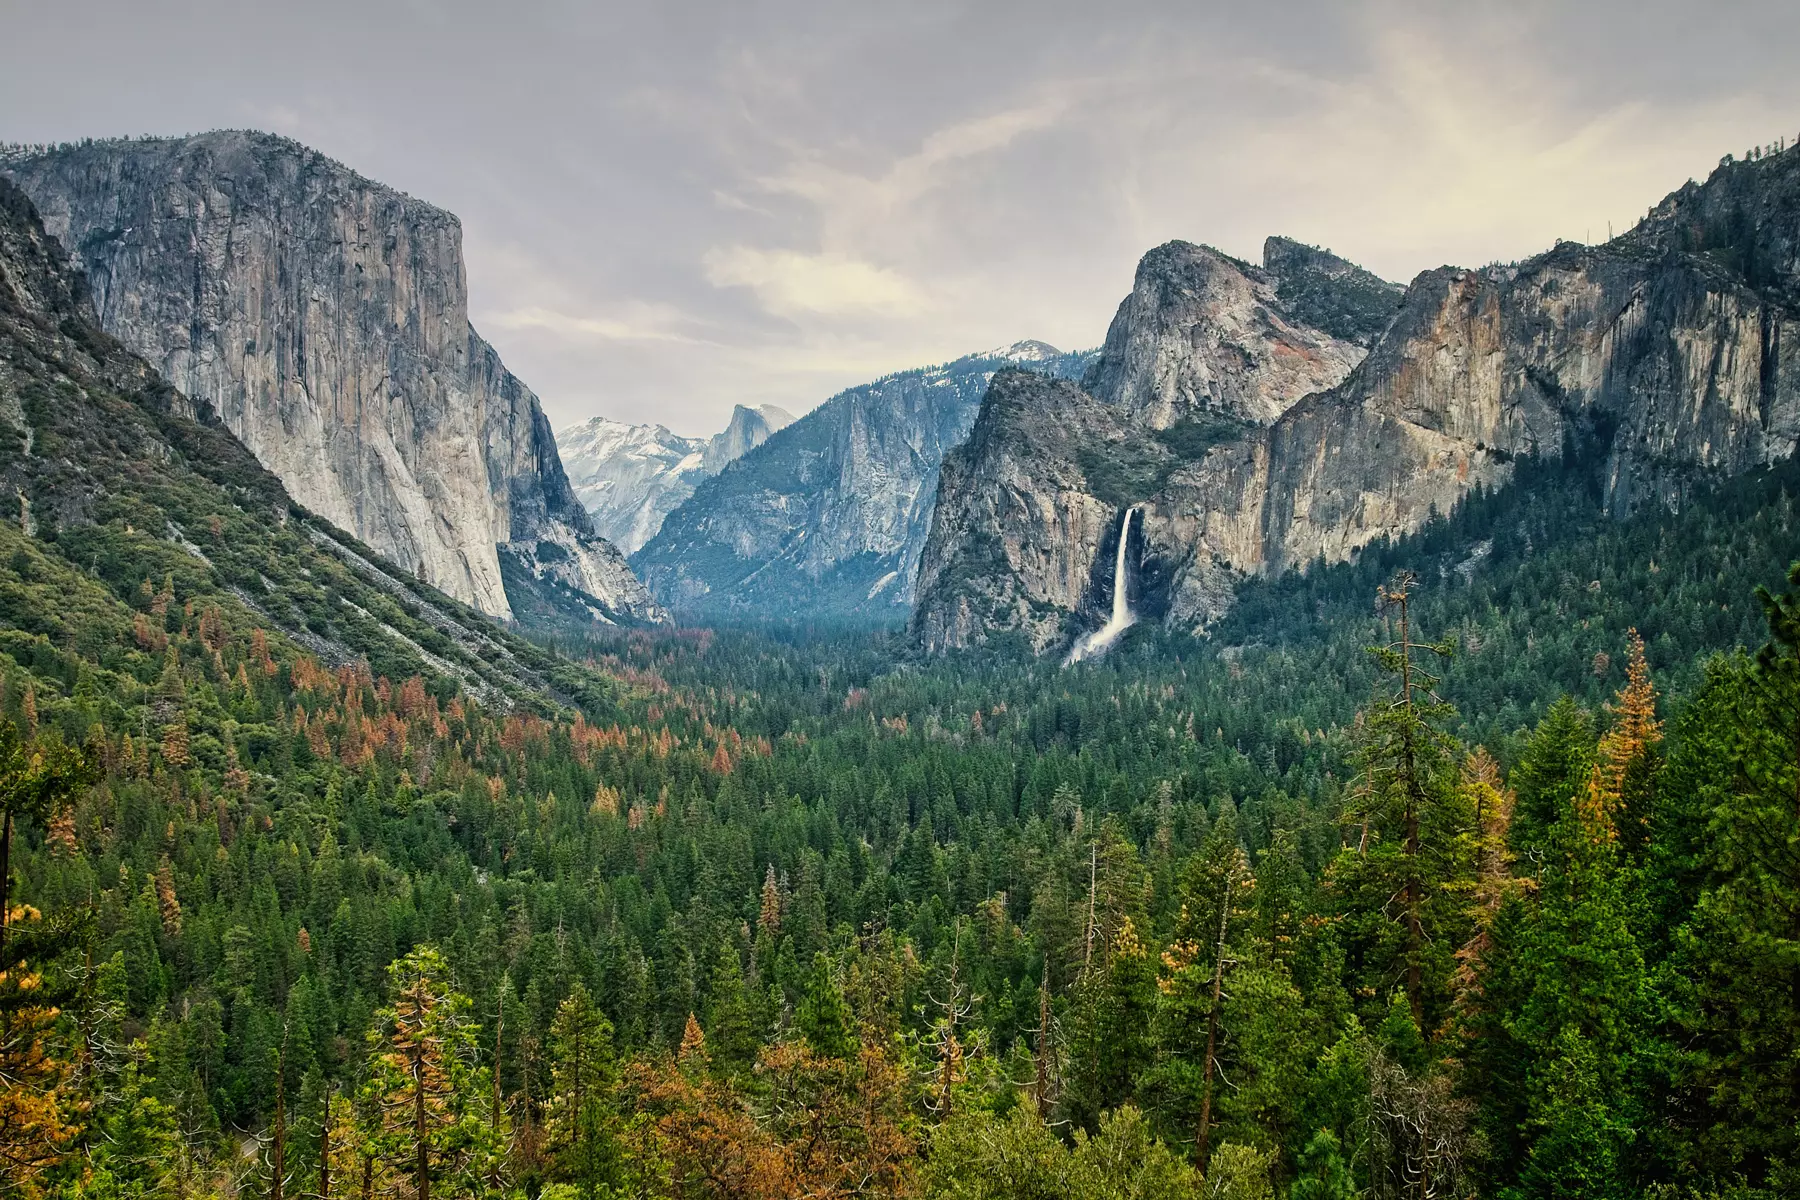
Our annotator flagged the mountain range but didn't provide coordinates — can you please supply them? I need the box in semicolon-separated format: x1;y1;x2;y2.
558;402;793;554
914;148;1800;655
4;129;1795;661
630;340;1095;617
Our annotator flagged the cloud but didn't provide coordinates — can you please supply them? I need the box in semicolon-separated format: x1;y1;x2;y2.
702;247;925;317
763;97;1068;221
486;304;700;344
13;0;1797;433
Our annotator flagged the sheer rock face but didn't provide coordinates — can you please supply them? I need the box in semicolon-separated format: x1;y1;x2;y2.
913;372;1127;653
2;130;663;624
558;403;793;554
916;149;1800;653
632;341;1093;617
914;240;1395;652
1081;238;1397;427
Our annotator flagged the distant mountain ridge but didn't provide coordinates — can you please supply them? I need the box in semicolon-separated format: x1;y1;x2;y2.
0;130;665;627
631;342;1095;618
558;403;793;554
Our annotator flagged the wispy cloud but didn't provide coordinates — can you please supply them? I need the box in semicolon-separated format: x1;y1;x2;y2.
702;247;924;317
700;95;1070;323
486;304;701;344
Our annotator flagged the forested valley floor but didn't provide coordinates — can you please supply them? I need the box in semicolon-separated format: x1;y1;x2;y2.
6;443;1800;1199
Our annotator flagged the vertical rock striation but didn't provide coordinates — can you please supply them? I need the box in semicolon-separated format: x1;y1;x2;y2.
1081;239;1394;427
1;130;663;624
915;239;1397;651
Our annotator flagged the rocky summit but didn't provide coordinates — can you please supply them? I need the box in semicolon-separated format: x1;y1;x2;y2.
558;403;793;555
631;341;1094;618
0;131;664;627
915;147;1800;654
1081;238;1399;428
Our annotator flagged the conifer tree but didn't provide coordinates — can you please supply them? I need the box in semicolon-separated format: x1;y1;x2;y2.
362;945;502;1200
1329;575;1473;1038
795;953;856;1061
703;945;756;1077
544;982;621;1198
1657;563;1800;1187
1064;916;1157;1133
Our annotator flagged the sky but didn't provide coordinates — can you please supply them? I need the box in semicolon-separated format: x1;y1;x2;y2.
3;1;1798;436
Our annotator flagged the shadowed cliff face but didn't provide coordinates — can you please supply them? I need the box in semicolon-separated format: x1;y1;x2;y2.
0;176;613;706
1;130;663;626
915;148;1800;654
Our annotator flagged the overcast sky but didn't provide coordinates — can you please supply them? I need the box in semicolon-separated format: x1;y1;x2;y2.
4;1;1797;435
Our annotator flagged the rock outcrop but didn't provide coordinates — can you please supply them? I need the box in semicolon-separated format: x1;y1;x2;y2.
1;131;664;625
913;371;1134;652
633;341;1093;617
558;403;793;554
1081;239;1396;427
915;240;1398;651
916;148;1800;653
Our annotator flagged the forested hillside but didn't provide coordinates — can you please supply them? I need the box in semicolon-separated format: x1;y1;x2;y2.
3;169;1800;1200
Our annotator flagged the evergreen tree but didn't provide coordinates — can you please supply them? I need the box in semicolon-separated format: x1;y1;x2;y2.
361;945;504;1200
1328;575;1474;1037
703;944;756;1077
795;952;856;1061
1658;563;1800;1190
1064;917;1157;1133
544;982;622;1199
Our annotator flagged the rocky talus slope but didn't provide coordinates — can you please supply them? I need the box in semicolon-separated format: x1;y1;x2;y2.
1;131;663;626
558;403;792;554
633;341;1093;617
915;148;1800;653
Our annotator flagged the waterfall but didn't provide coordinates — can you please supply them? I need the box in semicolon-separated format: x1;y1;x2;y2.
1065;505;1140;665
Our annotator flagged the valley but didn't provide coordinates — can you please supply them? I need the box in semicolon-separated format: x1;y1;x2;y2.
0;108;1797;1200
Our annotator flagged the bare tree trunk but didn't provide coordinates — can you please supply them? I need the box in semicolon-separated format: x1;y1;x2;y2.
272;1034;286;1200
413;1039;430;1200
0;811;13;963
1084;842;1098;971
493;988;505;1134
1196;859;1235;1169
319;1089;331;1200
1034;960;1052;1118
1395;584;1426;1032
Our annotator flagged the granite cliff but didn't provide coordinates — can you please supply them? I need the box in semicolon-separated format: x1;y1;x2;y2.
558;403;793;554
915;147;1800;654
633;341;1093;617
0;175;610;707
914;239;1400;652
0;131;664;626
1081;237;1396;428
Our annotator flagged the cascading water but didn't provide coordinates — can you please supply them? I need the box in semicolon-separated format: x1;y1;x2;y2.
1065;505;1140;665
